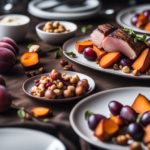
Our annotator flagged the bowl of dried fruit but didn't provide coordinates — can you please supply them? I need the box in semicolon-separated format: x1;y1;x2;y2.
22;69;95;103
36;21;77;45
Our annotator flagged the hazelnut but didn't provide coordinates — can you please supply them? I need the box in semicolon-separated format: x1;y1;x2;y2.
53;21;59;28
75;86;86;96
25;112;32;120
132;69;140;76
39;67;45;74
77;79;89;91
45;89;56;99
113;64;119;70
129;142;142;150
60;59;68;66
63;65;73;71
119;65;123;70
29;45;40;53
125;134;132;140
58;25;65;30
63;89;73;98
30;71;36;77
53;29;59;33
50;69;61;80
45;22;52;28
122;66;130;73
116;135;128;145
25;72;31;77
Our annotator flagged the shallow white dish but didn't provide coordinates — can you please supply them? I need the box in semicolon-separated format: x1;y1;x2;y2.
36;21;77;44
0;127;66;150
28;0;101;20
70;87;149;150
22;71;95;103
0;14;30;42
63;34;150;79
116;4;150;34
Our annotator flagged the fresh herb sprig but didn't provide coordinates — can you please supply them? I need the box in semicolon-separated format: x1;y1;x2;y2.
17;108;25;119
123;28;147;43
81;24;93;34
84;110;94;120
130;9;135;14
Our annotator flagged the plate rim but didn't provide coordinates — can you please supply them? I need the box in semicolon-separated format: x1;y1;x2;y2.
63;34;150;79
116;3;150;34
69;86;149;150
0;127;66;150
22;71;95;103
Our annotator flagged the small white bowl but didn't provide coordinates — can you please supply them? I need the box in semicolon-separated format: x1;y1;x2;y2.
0;14;30;42
36;21;77;44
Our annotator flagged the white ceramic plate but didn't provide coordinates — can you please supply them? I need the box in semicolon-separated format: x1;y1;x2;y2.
22;71;95;103
70;87;149;150
63;34;150;79
116;4;150;34
0;127;66;150
28;0;101;20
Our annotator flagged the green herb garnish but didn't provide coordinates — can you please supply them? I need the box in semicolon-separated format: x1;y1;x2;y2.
84;110;94;120
123;28;147;43
55;51;59;59
87;25;93;30
81;25;93;34
130;9;135;14
43;118;50;122
81;27;86;34
27;43;33;49
34;38;39;42
17;108;25;119
136;113;143;123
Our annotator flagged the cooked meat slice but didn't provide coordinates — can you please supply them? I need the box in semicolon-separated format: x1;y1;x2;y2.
102;29;148;60
91;24;117;49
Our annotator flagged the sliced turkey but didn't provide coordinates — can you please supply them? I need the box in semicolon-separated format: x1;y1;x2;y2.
102;29;148;60
90;24;117;49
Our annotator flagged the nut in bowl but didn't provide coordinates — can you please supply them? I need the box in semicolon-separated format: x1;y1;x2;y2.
36;21;77;45
22;70;95;103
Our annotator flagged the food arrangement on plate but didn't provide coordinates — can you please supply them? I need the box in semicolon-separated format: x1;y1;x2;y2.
131;9;150;31
85;93;150;150
75;24;150;76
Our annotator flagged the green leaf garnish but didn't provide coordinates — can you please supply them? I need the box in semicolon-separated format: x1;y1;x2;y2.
60;49;76;57
87;25;93;30
123;28;147;43
43;118;50;122
81;27;86;34
34;38;39;42
84;110;94;120
130;9;135;14
27;43;33;49
136;113;143;123
17;108;25;119
55;51;59;59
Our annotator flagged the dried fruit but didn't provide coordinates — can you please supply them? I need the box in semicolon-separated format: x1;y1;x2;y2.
60;59;68;66
63;65;73;71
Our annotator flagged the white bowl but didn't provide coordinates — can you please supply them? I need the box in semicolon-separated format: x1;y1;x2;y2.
0;14;30;42
36;21;77;44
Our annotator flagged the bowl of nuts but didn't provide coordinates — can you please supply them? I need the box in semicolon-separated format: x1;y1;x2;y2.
22;69;95;103
36;21;77;45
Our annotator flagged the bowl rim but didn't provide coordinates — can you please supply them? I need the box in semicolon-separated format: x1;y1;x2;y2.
0;14;30;27
36;21;78;35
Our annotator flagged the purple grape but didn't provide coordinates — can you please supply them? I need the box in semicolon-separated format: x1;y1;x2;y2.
131;14;139;25
88;114;106;131
140;111;150;127
83;47;97;61
120;105;138;123
146;38;150;48
61;79;72;86
45;82;55;89
108;101;123;116
143;10;150;18
127;123;144;141
35;82;40;87
119;58;134;69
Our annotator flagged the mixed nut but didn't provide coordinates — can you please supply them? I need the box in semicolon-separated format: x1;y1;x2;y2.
31;69;89;99
42;21;70;33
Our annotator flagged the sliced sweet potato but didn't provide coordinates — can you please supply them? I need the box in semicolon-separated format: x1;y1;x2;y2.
132;94;150;114
94;118;119;141
144;22;150;31
132;48;150;73
110;115;127;127
136;13;149;28
100;52;122;68
93;45;107;60
75;40;93;53
143;124;150;144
